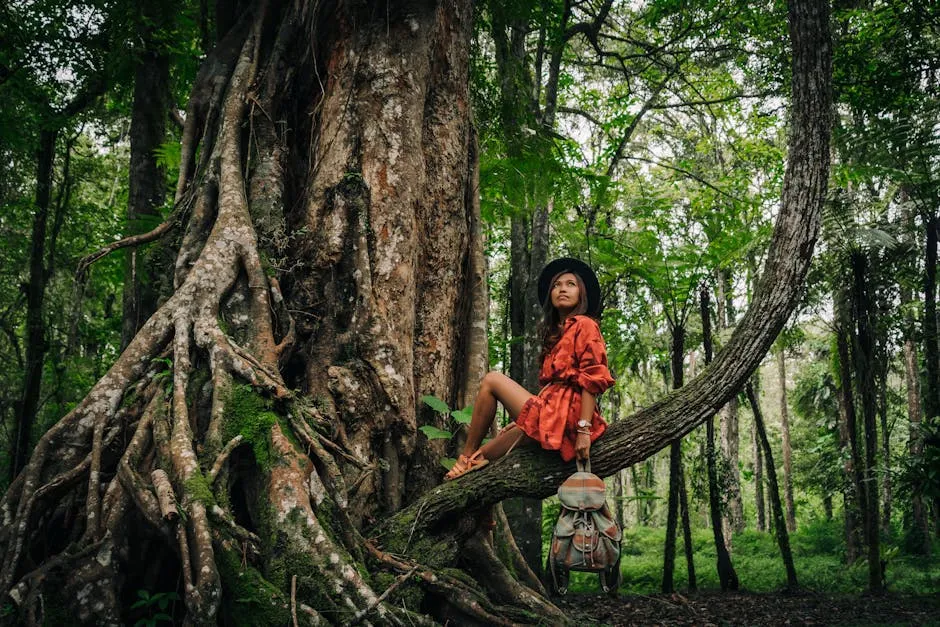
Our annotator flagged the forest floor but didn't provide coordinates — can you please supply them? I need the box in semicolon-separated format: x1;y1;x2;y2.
538;521;940;624
557;589;940;626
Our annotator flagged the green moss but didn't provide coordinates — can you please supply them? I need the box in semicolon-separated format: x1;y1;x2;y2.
184;472;215;507
378;514;460;571
217;547;291;626
222;385;279;471
492;526;519;579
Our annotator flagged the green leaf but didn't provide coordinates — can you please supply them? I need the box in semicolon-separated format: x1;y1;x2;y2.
440;457;457;470
131;600;149;610
418;425;452;440
420;395;451;414
450;406;473;424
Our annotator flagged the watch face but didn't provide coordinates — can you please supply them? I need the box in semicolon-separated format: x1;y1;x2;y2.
578;420;590;427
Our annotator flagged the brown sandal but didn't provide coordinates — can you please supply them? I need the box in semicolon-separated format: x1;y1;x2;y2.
444;450;489;481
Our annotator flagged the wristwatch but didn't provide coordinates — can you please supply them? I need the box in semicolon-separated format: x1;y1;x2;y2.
577;420;591;428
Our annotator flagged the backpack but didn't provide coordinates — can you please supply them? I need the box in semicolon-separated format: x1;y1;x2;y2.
546;460;622;595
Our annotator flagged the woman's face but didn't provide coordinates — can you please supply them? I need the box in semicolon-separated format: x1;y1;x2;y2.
550;272;581;316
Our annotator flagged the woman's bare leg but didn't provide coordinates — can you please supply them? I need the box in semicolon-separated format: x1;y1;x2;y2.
477;423;537;460
461;372;535;460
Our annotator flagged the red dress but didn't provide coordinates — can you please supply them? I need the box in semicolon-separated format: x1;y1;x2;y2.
515;315;616;461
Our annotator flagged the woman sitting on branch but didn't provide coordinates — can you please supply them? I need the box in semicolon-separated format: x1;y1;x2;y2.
445;258;615;480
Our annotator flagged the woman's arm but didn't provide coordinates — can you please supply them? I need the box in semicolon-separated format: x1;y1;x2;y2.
575;389;596;461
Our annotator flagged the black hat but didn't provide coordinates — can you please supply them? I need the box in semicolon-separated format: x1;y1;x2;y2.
537;257;602;317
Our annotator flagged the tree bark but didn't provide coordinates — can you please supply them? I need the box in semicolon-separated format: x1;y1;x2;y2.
662;324;685;593
835;294;864;563
717;269;744;534
754;418;767;532
850;251;883;593
924;214;940;420
900;215;930;553
122;1;171;348
678;447;696;591
10;129;57;482
777;348;797;532
701;285;739;589
746;382;799;590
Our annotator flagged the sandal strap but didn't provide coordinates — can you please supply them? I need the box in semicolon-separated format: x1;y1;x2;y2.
445;450;488;480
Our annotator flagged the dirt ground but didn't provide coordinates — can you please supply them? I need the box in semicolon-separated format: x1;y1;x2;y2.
556;590;940;626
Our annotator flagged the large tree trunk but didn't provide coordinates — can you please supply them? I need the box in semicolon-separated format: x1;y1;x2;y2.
701;285;739;590
0;0;832;623
746;382;799;590
777;348;797;532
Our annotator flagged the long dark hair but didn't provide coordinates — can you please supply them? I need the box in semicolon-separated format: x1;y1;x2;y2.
538;270;589;360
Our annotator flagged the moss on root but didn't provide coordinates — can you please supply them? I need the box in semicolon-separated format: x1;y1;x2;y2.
377;512;460;571
217;547;292;626
184;472;215;507
222;384;279;471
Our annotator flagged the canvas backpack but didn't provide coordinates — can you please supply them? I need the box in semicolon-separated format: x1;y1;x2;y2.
546;460;622;595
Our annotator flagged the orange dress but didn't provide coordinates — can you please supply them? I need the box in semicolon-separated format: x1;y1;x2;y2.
515;315;616;462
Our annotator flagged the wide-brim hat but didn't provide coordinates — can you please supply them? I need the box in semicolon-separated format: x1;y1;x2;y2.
537;257;602;317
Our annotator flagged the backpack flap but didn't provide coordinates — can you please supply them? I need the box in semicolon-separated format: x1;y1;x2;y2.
557;471;607;511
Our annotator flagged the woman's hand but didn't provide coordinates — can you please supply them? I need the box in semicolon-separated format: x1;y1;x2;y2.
575;431;591;460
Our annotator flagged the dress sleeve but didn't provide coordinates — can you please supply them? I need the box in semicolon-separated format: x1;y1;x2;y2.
571;317;615;395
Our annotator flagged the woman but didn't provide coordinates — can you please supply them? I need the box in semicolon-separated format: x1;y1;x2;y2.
445;257;615;480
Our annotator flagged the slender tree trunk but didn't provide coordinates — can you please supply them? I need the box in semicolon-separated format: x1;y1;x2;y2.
901;255;930;553
122;3;171;348
10;129;57;482
663;439;681;593
701;285;738;589
879;374;891;538
717;270;744;534
662;324;686;593
678;450;696;591
612;468;625;531
746;382;799;589
504;213;543;576
850;252;882;593
924;214;940;420
754;419;767;532
777;349;796;532
835;300;863;563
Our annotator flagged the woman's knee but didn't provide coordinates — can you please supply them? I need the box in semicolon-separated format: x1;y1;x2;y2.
479;371;505;393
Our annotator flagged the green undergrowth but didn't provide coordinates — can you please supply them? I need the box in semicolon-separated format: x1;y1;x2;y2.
548;517;940;596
